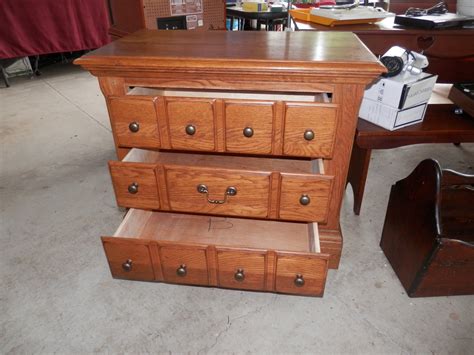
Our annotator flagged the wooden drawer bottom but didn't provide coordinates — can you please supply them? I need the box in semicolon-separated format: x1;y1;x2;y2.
102;209;330;297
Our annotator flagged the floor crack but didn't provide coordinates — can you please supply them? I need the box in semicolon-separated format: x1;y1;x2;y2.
198;295;277;353
336;295;412;352
41;78;111;133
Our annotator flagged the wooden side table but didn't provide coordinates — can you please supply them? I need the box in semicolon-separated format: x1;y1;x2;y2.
293;17;474;83
347;104;474;215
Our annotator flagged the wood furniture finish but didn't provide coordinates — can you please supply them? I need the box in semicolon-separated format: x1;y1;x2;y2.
103;209;330;295
380;159;474;297
293;17;474;83
75;30;384;296
108;87;338;157
109;149;333;222
347;104;474;215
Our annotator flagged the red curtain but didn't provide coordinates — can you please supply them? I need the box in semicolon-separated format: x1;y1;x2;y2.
0;0;111;58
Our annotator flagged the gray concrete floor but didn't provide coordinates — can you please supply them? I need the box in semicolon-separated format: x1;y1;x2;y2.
1;63;473;354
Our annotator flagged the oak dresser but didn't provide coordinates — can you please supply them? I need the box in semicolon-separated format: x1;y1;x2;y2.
75;30;384;296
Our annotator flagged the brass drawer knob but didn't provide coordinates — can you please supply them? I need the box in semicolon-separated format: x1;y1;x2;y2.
226;186;237;196
122;259;133;272
299;194;310;206
197;184;237;204
185;124;196;136
234;268;245;282
128;182;139;194
303;129;314;141
129;122;140;133
176;264;187;277
243;127;254;138
294;274;305;287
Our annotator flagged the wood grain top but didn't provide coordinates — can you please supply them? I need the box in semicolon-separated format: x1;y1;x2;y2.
356;104;474;149
75;30;385;77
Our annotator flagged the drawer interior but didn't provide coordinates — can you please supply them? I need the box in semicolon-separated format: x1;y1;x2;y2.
113;209;320;254
127;87;332;103
122;148;325;175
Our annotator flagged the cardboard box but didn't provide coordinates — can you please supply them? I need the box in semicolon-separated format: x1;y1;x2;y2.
363;73;438;110
359;99;428;131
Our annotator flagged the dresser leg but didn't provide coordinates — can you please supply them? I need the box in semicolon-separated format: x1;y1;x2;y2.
347;144;372;216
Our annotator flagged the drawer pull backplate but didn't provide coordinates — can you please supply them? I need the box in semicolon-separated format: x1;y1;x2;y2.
197;184;237;204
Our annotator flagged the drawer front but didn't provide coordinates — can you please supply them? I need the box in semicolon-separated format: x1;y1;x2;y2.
217;249;266;290
166;167;271;218
279;174;333;222
275;252;328;296
109;162;160;210
102;239;155;281
159;245;209;286
224;101;274;155
165;98;216;151
109;96;160;148
283;104;337;158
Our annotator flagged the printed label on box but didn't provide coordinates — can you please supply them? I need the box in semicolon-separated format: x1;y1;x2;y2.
363;73;438;110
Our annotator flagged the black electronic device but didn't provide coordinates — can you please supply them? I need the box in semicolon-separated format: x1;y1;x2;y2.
395;13;474;29
157;16;187;30
449;83;474;118
380;56;404;77
379;46;428;78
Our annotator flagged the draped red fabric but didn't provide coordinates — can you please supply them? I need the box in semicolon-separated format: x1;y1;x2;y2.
0;0;111;59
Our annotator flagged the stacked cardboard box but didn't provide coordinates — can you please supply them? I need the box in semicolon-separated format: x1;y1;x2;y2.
359;72;438;130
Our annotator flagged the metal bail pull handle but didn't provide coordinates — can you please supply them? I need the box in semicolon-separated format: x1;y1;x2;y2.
197;184;237;204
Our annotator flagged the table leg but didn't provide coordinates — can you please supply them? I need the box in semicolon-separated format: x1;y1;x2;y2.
0;64;10;87
347;142;372;215
230;17;234;31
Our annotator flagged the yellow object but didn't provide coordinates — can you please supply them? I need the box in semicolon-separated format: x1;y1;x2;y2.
310;14;385;26
290;8;386;26
289;8;312;22
242;2;268;12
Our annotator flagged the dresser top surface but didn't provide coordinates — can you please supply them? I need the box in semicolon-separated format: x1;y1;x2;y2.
75;30;385;76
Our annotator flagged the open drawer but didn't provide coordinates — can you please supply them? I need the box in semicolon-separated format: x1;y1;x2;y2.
102;209;330;296
109;149;334;222
108;87;338;158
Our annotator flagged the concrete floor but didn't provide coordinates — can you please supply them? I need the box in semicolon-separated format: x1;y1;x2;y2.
1;63;473;354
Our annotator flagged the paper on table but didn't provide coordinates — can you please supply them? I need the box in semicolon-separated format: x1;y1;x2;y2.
429;84;453;104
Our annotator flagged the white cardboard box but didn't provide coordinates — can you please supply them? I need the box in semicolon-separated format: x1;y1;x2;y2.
363;73;438;109
359;99;428;131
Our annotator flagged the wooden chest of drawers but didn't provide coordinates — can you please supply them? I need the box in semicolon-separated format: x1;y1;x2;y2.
76;30;384;296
